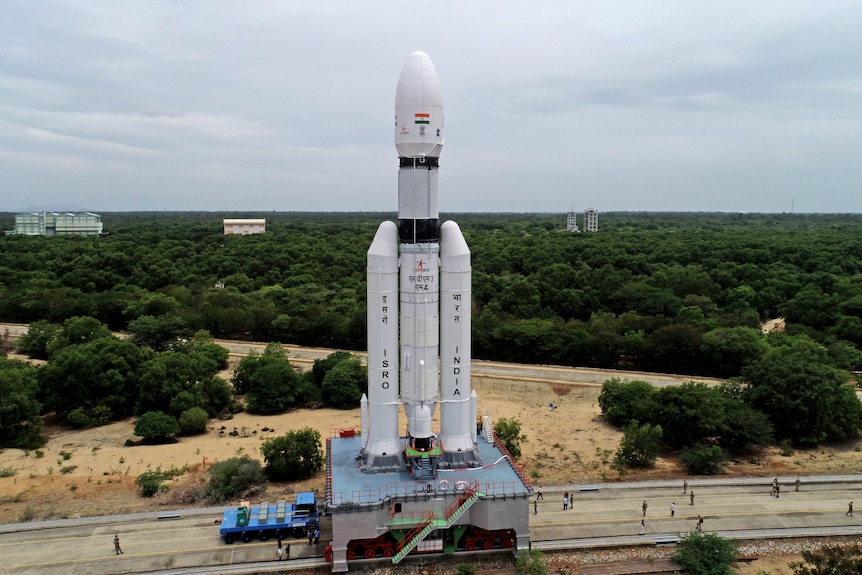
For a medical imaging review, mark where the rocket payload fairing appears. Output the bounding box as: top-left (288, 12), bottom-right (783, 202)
top-left (361, 51), bottom-right (479, 473)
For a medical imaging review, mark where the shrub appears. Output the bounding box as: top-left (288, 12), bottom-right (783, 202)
top-left (66, 405), bottom-right (113, 429)
top-left (134, 411), bottom-right (180, 441)
top-left (206, 456), bottom-right (266, 504)
top-left (515, 549), bottom-right (548, 575)
top-left (671, 532), bottom-right (737, 575)
top-left (178, 407), bottom-right (209, 435)
top-left (615, 422), bottom-right (662, 468)
top-left (679, 444), bottom-right (729, 475)
top-left (136, 470), bottom-right (169, 497)
top-left (261, 428), bottom-right (324, 481)
top-left (494, 417), bottom-right (523, 458)
top-left (791, 543), bottom-right (862, 574)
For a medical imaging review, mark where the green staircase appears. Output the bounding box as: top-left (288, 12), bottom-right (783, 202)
top-left (391, 486), bottom-right (482, 564)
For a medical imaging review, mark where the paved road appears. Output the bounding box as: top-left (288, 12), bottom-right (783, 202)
top-left (1, 476), bottom-right (861, 574)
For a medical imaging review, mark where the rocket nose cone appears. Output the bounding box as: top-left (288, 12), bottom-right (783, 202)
top-left (395, 51), bottom-right (444, 158)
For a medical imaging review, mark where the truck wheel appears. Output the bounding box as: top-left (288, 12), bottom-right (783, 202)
top-left (224, 535), bottom-right (234, 544)
top-left (364, 548), bottom-right (376, 559)
top-left (464, 541), bottom-right (475, 551)
top-left (483, 539), bottom-right (493, 550)
top-left (346, 550), bottom-right (356, 561)
top-left (242, 534), bottom-right (251, 543)
top-left (259, 532), bottom-right (268, 542)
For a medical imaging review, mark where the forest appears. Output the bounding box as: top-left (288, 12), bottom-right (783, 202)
top-left (1, 211), bottom-right (860, 374)
top-left (0, 211), bottom-right (860, 452)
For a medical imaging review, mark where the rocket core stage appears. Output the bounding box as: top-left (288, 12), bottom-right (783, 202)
top-left (361, 51), bottom-right (479, 474)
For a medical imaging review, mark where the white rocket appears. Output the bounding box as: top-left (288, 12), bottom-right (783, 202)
top-left (362, 51), bottom-right (478, 472)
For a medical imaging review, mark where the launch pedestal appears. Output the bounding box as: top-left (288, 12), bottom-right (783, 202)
top-left (326, 430), bottom-right (531, 572)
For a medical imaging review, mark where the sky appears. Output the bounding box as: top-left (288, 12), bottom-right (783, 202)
top-left (2, 1), bottom-right (861, 214)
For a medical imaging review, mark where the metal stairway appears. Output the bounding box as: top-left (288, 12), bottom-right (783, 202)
top-left (415, 456), bottom-right (433, 479)
top-left (482, 409), bottom-right (494, 443)
top-left (391, 483), bottom-right (481, 564)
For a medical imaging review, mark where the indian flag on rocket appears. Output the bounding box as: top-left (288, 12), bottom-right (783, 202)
top-left (414, 113), bottom-right (430, 125)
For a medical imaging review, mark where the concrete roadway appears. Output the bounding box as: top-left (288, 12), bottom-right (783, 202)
top-left (1, 476), bottom-right (861, 574)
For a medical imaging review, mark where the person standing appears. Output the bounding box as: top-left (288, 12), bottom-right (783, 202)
top-left (563, 493), bottom-right (569, 511)
top-left (534, 500), bottom-right (538, 515)
top-left (775, 484), bottom-right (780, 498)
top-left (690, 490), bottom-right (695, 506)
top-left (642, 500), bottom-right (648, 517)
top-left (639, 519), bottom-right (645, 535)
top-left (847, 502), bottom-right (854, 517)
top-left (307, 528), bottom-right (314, 545)
top-left (795, 477), bottom-right (801, 492)
top-left (113, 534), bottom-right (123, 555)
top-left (696, 515), bottom-right (703, 531)
top-left (536, 485), bottom-right (543, 500)
top-left (683, 479), bottom-right (688, 494)
top-left (277, 537), bottom-right (284, 560)
top-left (670, 502), bottom-right (675, 517)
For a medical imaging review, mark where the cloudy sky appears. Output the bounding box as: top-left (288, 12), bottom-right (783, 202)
top-left (2, 1), bottom-right (861, 213)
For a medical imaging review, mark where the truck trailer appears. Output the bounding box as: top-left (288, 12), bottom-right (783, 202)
top-left (219, 492), bottom-right (318, 544)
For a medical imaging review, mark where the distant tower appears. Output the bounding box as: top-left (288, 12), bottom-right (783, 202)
top-left (584, 209), bottom-right (598, 232)
top-left (565, 208), bottom-right (580, 232)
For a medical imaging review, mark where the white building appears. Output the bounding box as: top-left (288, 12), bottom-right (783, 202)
top-left (584, 209), bottom-right (598, 232)
top-left (223, 218), bottom-right (266, 235)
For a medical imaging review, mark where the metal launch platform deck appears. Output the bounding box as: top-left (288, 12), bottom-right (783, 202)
top-left (327, 434), bottom-right (530, 506)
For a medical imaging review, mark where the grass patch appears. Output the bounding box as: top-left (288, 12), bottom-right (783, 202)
top-left (0, 466), bottom-right (17, 478)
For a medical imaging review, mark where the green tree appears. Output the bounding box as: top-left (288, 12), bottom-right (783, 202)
top-left (244, 361), bottom-right (302, 414)
top-left (615, 422), bottom-right (662, 468)
top-left (716, 399), bottom-right (773, 452)
top-left (743, 337), bottom-right (862, 445)
top-left (655, 382), bottom-right (726, 449)
top-left (700, 326), bottom-right (768, 378)
top-left (310, 350), bottom-right (354, 387)
top-left (791, 543), bottom-right (862, 575)
top-left (671, 532), bottom-right (738, 575)
top-left (178, 407), bottom-right (209, 435)
top-left (260, 428), bottom-right (324, 481)
top-left (679, 444), bottom-right (728, 475)
top-left (15, 321), bottom-right (62, 360)
top-left (494, 417), bottom-right (523, 458)
top-left (133, 411), bottom-right (180, 442)
top-left (206, 455), bottom-right (266, 504)
top-left (127, 314), bottom-right (192, 352)
top-left (321, 356), bottom-right (367, 409)
top-left (0, 358), bottom-right (45, 449)
top-left (598, 379), bottom-right (659, 427)
top-left (38, 336), bottom-right (147, 425)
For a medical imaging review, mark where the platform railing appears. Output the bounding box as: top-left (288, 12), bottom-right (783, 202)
top-left (492, 431), bottom-right (532, 489)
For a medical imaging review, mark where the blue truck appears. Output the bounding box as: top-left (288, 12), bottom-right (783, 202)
top-left (219, 492), bottom-right (319, 544)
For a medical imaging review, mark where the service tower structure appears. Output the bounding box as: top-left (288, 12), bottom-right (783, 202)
top-left (363, 50), bottom-right (478, 473)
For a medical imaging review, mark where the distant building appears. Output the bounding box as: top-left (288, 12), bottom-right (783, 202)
top-left (9, 212), bottom-right (103, 236)
top-left (584, 209), bottom-right (598, 232)
top-left (223, 218), bottom-right (266, 235)
top-left (566, 210), bottom-right (580, 232)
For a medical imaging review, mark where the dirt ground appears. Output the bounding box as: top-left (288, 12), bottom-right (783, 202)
top-left (1, 368), bottom-right (860, 573)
